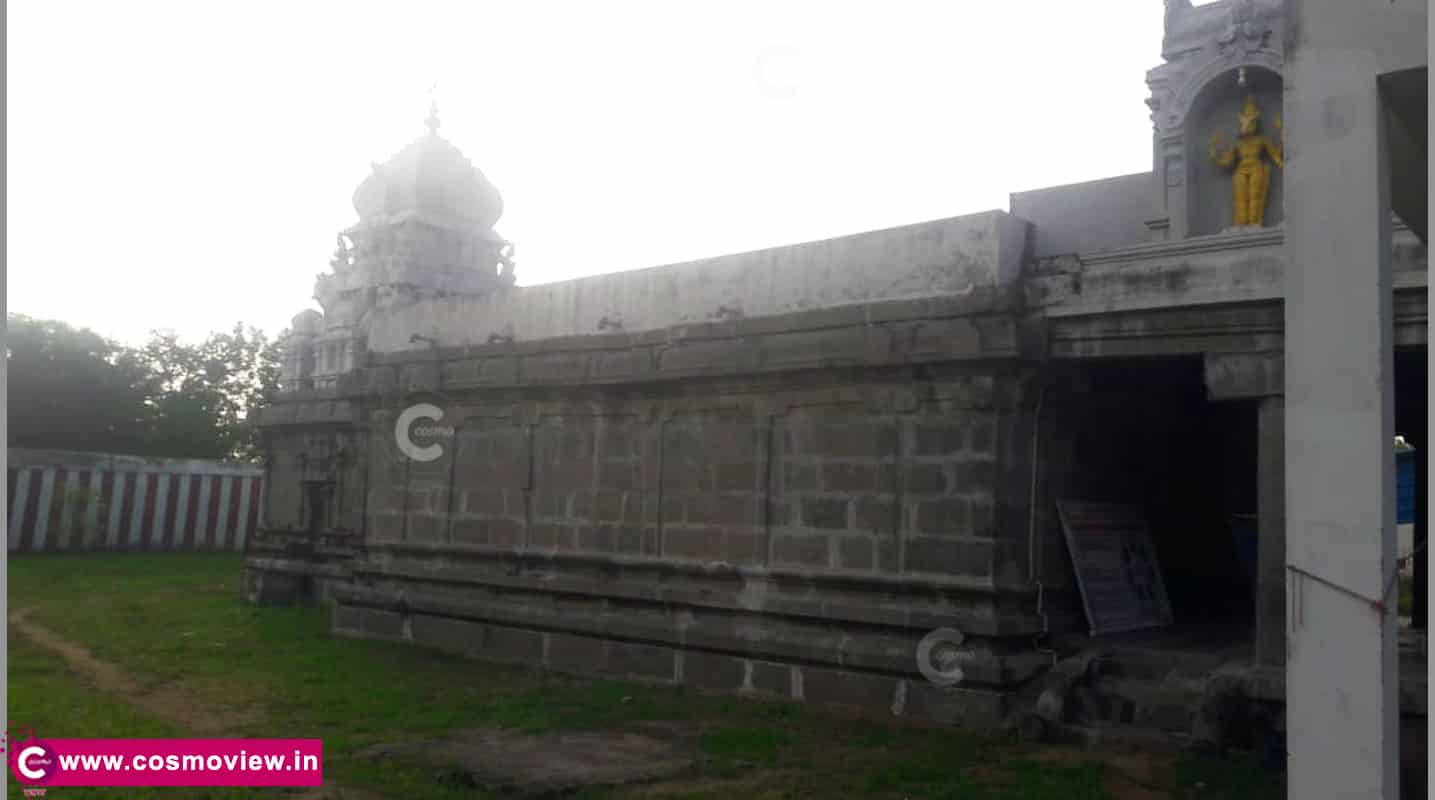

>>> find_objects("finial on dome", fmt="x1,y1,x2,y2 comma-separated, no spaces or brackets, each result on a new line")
424,81,441,135
425,102,440,135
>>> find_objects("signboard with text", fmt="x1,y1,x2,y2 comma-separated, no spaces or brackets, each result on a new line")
1057,500,1174,636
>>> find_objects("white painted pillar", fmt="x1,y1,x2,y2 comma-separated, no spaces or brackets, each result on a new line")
172,474,192,548
234,476,254,551
194,475,214,549
55,469,83,550
215,477,234,548
31,468,57,551
105,473,127,548
1283,48,1399,800
127,473,148,548
83,469,104,548
8,469,32,551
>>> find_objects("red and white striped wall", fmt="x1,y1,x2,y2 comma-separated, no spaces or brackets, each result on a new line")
6,449,264,553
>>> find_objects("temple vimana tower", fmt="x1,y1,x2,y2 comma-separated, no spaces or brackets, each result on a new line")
251,0,1427,745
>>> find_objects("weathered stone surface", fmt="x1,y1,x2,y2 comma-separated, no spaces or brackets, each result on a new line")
772,533,830,567
838,536,875,571
903,537,994,579
243,569,311,607
1203,351,1283,399
799,667,896,709
750,661,790,696
547,632,609,673
410,614,484,656
914,499,971,536
333,605,405,640
800,497,849,530
484,624,546,664
607,642,675,681
682,652,745,690
901,683,1009,727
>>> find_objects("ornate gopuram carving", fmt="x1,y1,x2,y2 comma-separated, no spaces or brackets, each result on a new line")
1146,0,1285,240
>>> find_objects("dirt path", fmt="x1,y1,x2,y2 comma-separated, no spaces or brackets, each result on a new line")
10,608,382,800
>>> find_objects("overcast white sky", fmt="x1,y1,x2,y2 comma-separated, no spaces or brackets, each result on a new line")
8,1,1169,345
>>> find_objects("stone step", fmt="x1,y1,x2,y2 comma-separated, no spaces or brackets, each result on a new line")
1072,674,1211,734
1095,648,1230,682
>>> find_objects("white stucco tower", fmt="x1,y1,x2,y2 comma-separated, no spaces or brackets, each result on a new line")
279,105,515,393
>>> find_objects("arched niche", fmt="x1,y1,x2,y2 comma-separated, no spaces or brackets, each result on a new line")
1185,66,1284,237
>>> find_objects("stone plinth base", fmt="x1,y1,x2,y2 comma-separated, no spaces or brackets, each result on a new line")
330,599,1015,728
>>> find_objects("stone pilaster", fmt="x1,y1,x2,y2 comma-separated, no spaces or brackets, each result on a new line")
1204,350,1284,664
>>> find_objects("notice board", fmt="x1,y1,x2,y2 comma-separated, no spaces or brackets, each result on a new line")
1056,500,1174,636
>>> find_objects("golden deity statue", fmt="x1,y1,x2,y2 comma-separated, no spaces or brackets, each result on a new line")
1208,95,1284,227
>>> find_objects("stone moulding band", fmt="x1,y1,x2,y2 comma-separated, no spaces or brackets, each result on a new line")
326,587,1045,689
341,560,1046,641
244,556,352,580
362,540,1038,597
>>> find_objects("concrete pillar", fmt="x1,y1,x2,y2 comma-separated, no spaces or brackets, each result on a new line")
1283,50,1399,800
1256,397,1285,665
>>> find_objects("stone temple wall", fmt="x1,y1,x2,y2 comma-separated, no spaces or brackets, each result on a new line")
248,232,1093,723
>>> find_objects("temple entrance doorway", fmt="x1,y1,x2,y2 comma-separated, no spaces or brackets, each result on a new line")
1058,357,1257,643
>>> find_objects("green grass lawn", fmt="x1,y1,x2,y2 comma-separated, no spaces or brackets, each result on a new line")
8,553,1284,799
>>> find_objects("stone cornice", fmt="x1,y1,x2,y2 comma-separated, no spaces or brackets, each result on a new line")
1081,227,1284,267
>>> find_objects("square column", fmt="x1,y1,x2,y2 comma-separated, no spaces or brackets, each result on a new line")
1284,53,1399,800
1202,352,1287,664
1256,397,1285,665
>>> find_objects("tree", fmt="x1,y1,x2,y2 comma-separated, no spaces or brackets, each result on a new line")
7,315,284,461
7,315,153,454
134,324,283,460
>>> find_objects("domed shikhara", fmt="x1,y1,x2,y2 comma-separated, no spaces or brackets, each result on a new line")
279,105,516,394
351,127,504,231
